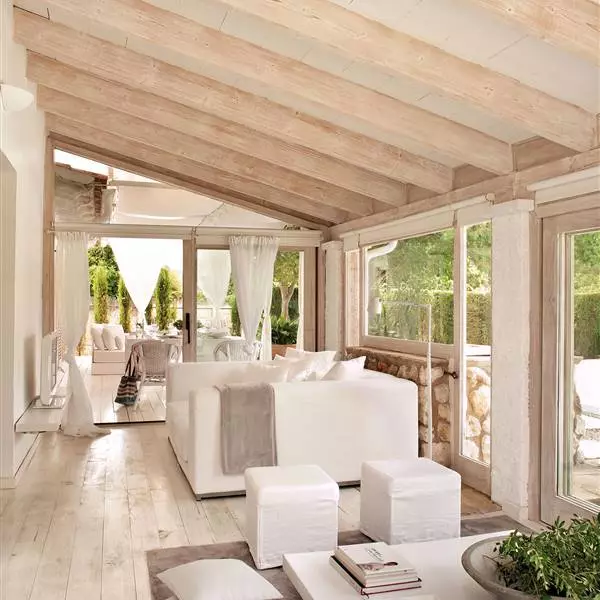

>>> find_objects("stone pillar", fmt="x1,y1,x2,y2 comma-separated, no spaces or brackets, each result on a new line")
322,241,344,356
491,199,534,520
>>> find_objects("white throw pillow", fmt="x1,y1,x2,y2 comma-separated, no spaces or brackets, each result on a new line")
242,363,290,384
284,349,336,379
101,327,118,351
91,325,105,350
114,333,125,351
274,355,317,382
157,559,283,600
322,356,366,381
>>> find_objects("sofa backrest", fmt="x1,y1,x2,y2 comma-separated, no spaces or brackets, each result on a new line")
167,361,262,404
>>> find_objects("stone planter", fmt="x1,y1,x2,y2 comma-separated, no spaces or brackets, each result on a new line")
461,537,561,599
271,344,294,358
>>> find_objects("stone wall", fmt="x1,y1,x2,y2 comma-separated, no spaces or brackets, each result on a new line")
464,359,491,464
346,347,452,466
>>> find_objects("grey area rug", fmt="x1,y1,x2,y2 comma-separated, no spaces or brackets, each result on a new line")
147,514,522,600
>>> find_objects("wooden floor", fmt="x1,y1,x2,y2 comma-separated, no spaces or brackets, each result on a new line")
79,357,166,424
0,424,500,600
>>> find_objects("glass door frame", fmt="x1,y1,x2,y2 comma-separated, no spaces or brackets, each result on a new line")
182,240,320,362
541,208,600,523
452,203,493,494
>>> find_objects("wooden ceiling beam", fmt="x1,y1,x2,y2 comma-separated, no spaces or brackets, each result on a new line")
331,147,600,236
14,13,453,194
466,0,600,66
46,116,350,228
27,53,409,207
13,6,512,174
216,0,597,152
37,87,380,217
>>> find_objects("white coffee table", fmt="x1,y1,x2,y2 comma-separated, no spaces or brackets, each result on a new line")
283,532,506,599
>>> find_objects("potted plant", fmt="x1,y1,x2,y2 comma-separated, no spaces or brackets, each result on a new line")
271,317,298,358
462,515,600,599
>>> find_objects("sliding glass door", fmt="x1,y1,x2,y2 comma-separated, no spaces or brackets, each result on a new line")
541,208,600,522
454,216,492,494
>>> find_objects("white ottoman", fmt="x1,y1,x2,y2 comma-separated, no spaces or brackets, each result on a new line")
245,465,339,569
360,458,461,544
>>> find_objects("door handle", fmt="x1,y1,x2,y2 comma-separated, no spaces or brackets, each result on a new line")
185,312,191,344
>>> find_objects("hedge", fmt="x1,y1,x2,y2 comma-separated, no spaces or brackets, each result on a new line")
373,291,600,357
574,293,600,358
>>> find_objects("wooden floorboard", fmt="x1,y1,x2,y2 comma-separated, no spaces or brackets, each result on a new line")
78,356,167,425
0,423,501,600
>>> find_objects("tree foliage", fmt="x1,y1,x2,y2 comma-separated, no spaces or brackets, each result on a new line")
88,242,120,298
92,265,109,323
273,251,299,320
574,231,600,293
155,266,173,331
118,276,132,333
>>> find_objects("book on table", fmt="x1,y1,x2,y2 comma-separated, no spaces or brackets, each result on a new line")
332,542,422,595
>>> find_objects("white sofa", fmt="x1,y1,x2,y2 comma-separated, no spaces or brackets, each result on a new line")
166,361,418,499
91,324,127,375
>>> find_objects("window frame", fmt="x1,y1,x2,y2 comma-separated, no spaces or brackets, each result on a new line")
358,202,493,360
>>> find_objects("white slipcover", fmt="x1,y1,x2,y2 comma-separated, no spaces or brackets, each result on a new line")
360,458,461,544
245,465,339,569
166,362,418,498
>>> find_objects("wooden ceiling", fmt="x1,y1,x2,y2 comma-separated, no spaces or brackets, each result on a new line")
12,0,600,229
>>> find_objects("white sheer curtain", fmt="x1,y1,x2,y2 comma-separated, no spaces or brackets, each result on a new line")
55,233,107,437
110,238,182,320
229,236,278,360
197,250,231,329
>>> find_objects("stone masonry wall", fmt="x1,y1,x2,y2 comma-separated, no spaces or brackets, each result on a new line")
346,347,451,466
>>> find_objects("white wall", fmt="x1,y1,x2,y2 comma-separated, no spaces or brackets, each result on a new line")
490,200,534,520
0,0,46,480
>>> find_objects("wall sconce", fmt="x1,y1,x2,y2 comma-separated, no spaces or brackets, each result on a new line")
0,83,35,112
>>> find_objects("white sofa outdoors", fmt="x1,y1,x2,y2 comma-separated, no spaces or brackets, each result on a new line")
166,361,418,499
90,324,128,375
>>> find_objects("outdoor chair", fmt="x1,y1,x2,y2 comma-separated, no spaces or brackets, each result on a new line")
213,339,262,361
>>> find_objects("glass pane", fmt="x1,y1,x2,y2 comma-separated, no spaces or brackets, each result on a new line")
366,229,454,343
196,249,235,361
461,222,492,465
561,230,600,507
195,249,301,361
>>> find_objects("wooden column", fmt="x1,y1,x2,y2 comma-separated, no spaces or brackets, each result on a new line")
345,248,361,349
316,247,326,351
301,247,317,351
42,136,54,335
182,239,197,362
322,241,344,355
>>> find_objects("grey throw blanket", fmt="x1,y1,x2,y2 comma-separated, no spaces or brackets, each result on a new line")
217,382,277,475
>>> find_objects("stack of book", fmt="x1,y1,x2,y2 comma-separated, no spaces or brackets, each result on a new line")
330,542,422,597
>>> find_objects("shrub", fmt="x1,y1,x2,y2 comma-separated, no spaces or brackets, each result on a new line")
92,265,109,324
227,293,241,336
118,277,132,333
271,317,298,345
494,515,600,598
144,300,154,325
155,267,173,331
574,292,600,358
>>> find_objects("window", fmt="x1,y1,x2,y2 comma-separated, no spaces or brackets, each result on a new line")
365,229,455,344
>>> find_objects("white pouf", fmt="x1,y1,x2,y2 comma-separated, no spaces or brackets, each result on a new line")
360,458,461,544
245,465,339,569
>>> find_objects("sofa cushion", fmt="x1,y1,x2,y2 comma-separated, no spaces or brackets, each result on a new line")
91,325,106,350
242,363,290,384
157,559,282,600
322,356,366,381
284,349,336,378
93,349,126,363
102,324,125,351
274,355,317,382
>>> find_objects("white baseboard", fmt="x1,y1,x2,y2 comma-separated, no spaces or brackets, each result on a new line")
0,433,40,489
